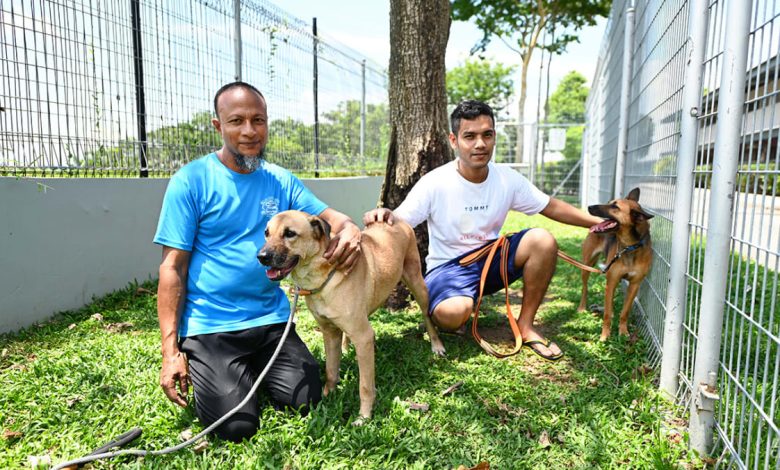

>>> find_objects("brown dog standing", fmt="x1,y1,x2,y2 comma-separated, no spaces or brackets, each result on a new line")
577,188,653,341
257,210,445,424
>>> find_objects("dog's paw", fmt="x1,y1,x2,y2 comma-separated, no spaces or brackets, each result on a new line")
431,342,446,357
351,416,369,427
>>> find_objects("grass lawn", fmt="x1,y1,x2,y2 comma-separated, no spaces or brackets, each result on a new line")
0,212,703,469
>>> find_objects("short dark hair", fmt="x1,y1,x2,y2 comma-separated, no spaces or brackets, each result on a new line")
213,81,265,118
450,100,495,135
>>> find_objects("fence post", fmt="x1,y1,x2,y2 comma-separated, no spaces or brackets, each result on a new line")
233,0,241,81
360,59,366,175
658,0,709,399
130,0,148,178
688,0,752,455
614,2,635,198
312,17,320,178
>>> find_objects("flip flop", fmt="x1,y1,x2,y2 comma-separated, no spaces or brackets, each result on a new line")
522,338,564,362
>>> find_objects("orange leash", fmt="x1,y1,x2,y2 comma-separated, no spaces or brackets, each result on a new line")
459,235,602,358
459,235,524,358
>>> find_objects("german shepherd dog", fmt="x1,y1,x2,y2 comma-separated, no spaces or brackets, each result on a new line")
577,188,653,341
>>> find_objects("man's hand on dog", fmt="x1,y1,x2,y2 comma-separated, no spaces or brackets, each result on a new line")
160,351,189,407
324,220,362,273
363,208,395,226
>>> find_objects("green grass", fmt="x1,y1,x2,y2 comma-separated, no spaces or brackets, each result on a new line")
0,213,703,469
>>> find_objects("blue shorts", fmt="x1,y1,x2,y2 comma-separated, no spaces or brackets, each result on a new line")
424,230,531,315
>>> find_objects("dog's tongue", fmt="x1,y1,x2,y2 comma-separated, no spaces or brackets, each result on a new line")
266,268,283,281
590,220,618,233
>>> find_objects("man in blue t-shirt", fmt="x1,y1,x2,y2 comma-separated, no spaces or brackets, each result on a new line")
154,82,361,442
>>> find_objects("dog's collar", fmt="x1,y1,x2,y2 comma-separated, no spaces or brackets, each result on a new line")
294,267,339,296
602,236,649,273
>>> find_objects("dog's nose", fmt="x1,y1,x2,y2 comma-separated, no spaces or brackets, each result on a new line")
257,250,272,266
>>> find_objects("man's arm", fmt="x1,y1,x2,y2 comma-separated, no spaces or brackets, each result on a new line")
157,246,191,408
540,197,603,228
319,208,362,272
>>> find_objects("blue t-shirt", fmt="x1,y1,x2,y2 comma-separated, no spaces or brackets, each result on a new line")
153,153,328,337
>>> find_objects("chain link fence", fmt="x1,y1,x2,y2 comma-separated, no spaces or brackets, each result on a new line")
584,0,780,467
0,0,388,177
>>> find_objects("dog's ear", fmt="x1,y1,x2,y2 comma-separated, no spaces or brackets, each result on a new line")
626,187,640,201
631,207,654,222
309,216,331,241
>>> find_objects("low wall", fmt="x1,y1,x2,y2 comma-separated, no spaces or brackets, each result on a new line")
0,175,383,333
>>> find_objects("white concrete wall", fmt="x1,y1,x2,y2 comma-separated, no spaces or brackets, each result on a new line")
0,176,383,333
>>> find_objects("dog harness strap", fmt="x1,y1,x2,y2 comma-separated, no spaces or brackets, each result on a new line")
601,237,647,273
466,235,524,358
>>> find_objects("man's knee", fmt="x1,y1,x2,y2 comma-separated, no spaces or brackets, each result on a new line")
432,297,473,330
214,413,259,442
516,228,558,265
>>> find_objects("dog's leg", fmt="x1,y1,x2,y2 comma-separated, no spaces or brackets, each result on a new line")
345,317,376,424
601,273,621,341
401,245,446,356
319,322,343,397
618,280,641,336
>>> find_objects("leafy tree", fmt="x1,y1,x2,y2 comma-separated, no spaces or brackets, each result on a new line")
548,71,588,123
446,58,516,111
547,71,588,162
451,0,610,164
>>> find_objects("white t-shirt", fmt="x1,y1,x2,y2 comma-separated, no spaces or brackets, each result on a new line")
394,160,550,271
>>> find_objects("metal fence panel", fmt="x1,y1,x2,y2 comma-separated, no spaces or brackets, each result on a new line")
0,0,387,177
587,0,780,466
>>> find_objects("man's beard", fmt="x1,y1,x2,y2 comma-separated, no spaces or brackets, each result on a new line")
230,147,265,172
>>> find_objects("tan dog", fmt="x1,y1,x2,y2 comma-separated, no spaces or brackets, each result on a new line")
577,188,653,341
257,210,445,423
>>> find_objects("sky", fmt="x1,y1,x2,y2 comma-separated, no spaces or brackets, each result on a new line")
279,0,608,123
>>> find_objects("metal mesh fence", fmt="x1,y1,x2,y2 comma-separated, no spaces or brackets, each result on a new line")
0,0,388,177
585,0,780,467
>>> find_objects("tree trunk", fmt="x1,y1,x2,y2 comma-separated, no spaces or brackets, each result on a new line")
382,0,452,308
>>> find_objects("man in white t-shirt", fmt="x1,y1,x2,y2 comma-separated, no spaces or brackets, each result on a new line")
364,100,602,361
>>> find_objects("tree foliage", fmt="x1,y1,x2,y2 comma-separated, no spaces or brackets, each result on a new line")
548,71,588,123
83,103,390,175
446,58,516,111
547,71,589,162
451,0,609,163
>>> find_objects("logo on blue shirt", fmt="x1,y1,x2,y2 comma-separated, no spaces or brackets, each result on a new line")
261,197,280,217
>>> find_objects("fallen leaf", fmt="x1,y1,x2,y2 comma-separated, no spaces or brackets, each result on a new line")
192,440,209,454
91,313,104,322
136,287,153,295
68,324,77,330
105,322,134,333
441,381,464,396
629,332,639,345
28,455,51,468
1,348,7,357
406,401,429,412
66,396,83,408
179,428,193,442
667,431,683,444
588,377,599,386
2,429,22,439
538,430,551,448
